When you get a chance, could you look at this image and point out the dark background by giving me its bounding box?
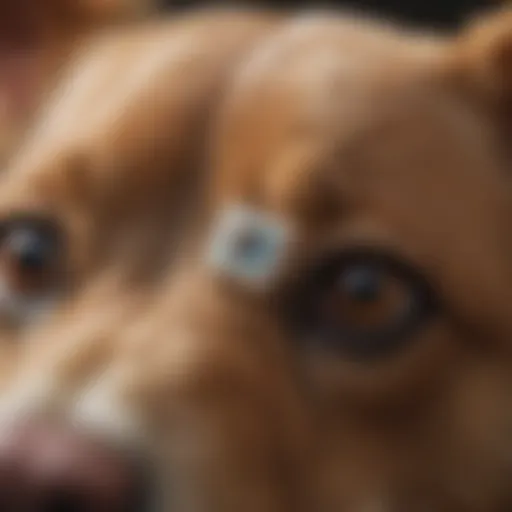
[158,0,498,30]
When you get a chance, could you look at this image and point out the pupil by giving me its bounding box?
[341,265,381,302]
[8,230,49,271]
[234,231,265,261]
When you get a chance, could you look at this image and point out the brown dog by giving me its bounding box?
[2,5,512,512]
[0,0,155,164]
[19,6,511,512]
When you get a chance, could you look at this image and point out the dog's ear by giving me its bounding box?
[450,7,512,106]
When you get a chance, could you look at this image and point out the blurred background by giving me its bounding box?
[159,0,500,29]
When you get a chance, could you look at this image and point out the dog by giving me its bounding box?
[0,0,155,165]
[0,5,512,512]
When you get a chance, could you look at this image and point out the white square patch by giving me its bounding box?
[206,204,291,288]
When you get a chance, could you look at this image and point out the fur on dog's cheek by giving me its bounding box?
[0,353,144,459]
[71,370,144,452]
[0,372,58,428]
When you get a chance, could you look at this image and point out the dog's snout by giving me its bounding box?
[0,419,143,511]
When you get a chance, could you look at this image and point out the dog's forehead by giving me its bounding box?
[215,20,503,217]
[231,13,441,91]
[211,17,512,318]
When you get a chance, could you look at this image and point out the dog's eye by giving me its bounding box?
[287,250,436,360]
[324,264,407,330]
[6,229,53,273]
[0,218,62,294]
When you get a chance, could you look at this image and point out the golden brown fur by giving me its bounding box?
[2,6,512,512]
[0,11,291,510]
[0,9,285,510]
[201,8,512,510]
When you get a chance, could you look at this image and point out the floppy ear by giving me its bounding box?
[450,7,512,106]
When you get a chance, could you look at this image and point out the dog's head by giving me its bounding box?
[3,6,512,512]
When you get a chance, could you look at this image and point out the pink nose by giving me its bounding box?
[0,419,142,511]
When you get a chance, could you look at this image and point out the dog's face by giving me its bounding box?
[2,7,512,512]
